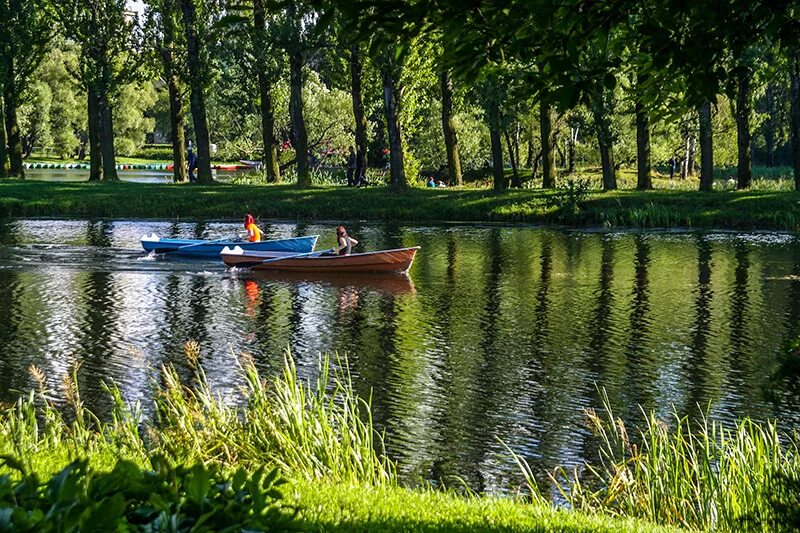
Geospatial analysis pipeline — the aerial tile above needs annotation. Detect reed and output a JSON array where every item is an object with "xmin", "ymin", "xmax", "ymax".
[
  {"xmin": 550, "ymin": 388, "xmax": 800, "ymax": 531},
  {"xmin": 0, "ymin": 344, "xmax": 395, "ymax": 486}
]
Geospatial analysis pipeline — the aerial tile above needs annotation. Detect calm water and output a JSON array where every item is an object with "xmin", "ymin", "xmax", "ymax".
[{"xmin": 1, "ymin": 219, "xmax": 800, "ymax": 492}]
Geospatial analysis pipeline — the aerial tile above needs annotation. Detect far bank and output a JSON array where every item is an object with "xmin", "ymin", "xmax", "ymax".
[{"xmin": 1, "ymin": 179, "xmax": 799, "ymax": 231}]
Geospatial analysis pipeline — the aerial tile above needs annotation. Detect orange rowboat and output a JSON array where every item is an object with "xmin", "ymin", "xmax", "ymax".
[{"xmin": 221, "ymin": 246, "xmax": 420, "ymax": 273}]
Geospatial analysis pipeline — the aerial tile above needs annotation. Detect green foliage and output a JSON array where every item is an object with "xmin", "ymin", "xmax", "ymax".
[
  {"xmin": 0, "ymin": 456, "xmax": 291, "ymax": 531},
  {"xmin": 0, "ymin": 345, "xmax": 395, "ymax": 487},
  {"xmin": 114, "ymin": 83, "xmax": 158, "ymax": 156},
  {"xmin": 551, "ymin": 388, "xmax": 800, "ymax": 531}
]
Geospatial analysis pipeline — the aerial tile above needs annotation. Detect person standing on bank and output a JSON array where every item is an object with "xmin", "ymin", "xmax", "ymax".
[
  {"xmin": 354, "ymin": 147, "xmax": 366, "ymax": 186},
  {"xmin": 187, "ymin": 148, "xmax": 198, "ymax": 183},
  {"xmin": 346, "ymin": 146, "xmax": 357, "ymax": 186}
]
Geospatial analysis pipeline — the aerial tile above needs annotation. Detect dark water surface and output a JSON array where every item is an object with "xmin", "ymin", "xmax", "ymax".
[{"xmin": 2, "ymin": 219, "xmax": 800, "ymax": 492}]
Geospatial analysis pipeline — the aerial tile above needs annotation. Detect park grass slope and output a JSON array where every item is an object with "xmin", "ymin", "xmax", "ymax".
[{"xmin": 2, "ymin": 179, "xmax": 800, "ymax": 230}]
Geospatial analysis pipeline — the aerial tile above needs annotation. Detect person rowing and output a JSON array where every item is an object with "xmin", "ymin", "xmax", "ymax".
[
  {"xmin": 328, "ymin": 225, "xmax": 358, "ymax": 256},
  {"xmin": 243, "ymin": 213, "xmax": 263, "ymax": 242}
]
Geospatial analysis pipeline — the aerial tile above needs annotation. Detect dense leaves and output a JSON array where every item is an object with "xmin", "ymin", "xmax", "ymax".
[{"xmin": 0, "ymin": 456, "xmax": 292, "ymax": 531}]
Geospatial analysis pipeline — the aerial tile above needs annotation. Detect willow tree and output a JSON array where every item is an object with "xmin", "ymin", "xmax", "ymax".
[
  {"xmin": 0, "ymin": 0, "xmax": 53, "ymax": 178},
  {"xmin": 58, "ymin": 0, "xmax": 139, "ymax": 181}
]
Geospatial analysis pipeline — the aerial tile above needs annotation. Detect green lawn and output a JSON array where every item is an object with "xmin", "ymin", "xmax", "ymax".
[
  {"xmin": 287, "ymin": 482, "xmax": 677, "ymax": 532},
  {"xmin": 2, "ymin": 178, "xmax": 799, "ymax": 230}
]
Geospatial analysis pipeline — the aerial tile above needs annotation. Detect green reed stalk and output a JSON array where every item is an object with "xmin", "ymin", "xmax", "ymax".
[{"xmin": 550, "ymin": 388, "xmax": 800, "ymax": 531}]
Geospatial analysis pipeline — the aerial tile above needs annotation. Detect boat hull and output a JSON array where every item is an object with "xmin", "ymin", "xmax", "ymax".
[
  {"xmin": 221, "ymin": 247, "xmax": 419, "ymax": 273},
  {"xmin": 141, "ymin": 235, "xmax": 318, "ymax": 257}
]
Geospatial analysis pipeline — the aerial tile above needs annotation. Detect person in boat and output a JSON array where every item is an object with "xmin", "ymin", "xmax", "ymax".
[
  {"xmin": 329, "ymin": 226, "xmax": 358, "ymax": 255},
  {"xmin": 243, "ymin": 213, "xmax": 263, "ymax": 242}
]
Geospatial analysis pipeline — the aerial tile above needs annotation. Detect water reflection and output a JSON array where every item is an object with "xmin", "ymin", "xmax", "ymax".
[{"xmin": 0, "ymin": 219, "xmax": 799, "ymax": 492}]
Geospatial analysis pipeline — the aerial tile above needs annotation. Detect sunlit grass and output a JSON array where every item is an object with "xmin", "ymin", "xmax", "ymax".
[
  {"xmin": 530, "ymin": 388, "xmax": 800, "ymax": 531},
  {"xmin": 0, "ymin": 346, "xmax": 394, "ymax": 486}
]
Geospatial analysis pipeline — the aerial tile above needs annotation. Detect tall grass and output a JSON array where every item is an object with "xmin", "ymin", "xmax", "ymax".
[
  {"xmin": 548, "ymin": 389, "xmax": 800, "ymax": 531},
  {"xmin": 0, "ymin": 344, "xmax": 395, "ymax": 486}
]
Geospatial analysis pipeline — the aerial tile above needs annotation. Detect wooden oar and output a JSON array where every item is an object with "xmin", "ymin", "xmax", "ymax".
[
  {"xmin": 158, "ymin": 236, "xmax": 234, "ymax": 254},
  {"xmin": 258, "ymin": 250, "xmax": 328, "ymax": 264}
]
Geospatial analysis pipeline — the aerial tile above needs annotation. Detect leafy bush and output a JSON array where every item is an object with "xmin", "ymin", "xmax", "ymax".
[
  {"xmin": 130, "ymin": 145, "xmax": 173, "ymax": 160},
  {"xmin": 546, "ymin": 178, "xmax": 591, "ymax": 218},
  {"xmin": 0, "ymin": 455, "xmax": 292, "ymax": 531}
]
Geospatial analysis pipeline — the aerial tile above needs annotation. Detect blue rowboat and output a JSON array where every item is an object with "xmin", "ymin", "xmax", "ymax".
[{"xmin": 141, "ymin": 233, "xmax": 318, "ymax": 258}]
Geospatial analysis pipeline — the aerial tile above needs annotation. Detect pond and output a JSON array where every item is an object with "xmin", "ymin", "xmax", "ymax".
[{"xmin": 1, "ymin": 219, "xmax": 799, "ymax": 492}]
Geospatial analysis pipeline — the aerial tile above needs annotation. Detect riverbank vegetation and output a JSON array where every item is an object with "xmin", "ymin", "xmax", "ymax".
[
  {"xmin": 0, "ymin": 345, "xmax": 678, "ymax": 532},
  {"xmin": 2, "ymin": 178, "xmax": 800, "ymax": 231},
  {"xmin": 0, "ymin": 344, "xmax": 796, "ymax": 530}
]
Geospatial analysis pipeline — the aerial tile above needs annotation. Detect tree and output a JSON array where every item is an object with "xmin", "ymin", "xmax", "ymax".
[
  {"xmin": 381, "ymin": 48, "xmax": 406, "ymax": 189},
  {"xmin": 146, "ymin": 0, "xmax": 188, "ymax": 182},
  {"xmin": 58, "ymin": 0, "xmax": 140, "ymax": 181},
  {"xmin": 253, "ymin": 0, "xmax": 281, "ymax": 182},
  {"xmin": 350, "ymin": 44, "xmax": 368, "ymax": 175},
  {"xmin": 440, "ymin": 67, "xmax": 462, "ymax": 185},
  {"xmin": 0, "ymin": 0, "xmax": 53, "ymax": 178},
  {"xmin": 0, "ymin": 98, "xmax": 7, "ymax": 178},
  {"xmin": 178, "ymin": 0, "xmax": 214, "ymax": 183},
  {"xmin": 699, "ymin": 100, "xmax": 714, "ymax": 191},
  {"xmin": 540, "ymin": 101, "xmax": 555, "ymax": 188}
]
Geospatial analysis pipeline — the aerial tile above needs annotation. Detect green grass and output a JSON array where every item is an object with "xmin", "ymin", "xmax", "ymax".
[
  {"xmin": 287, "ymin": 482, "xmax": 677, "ymax": 532},
  {"xmin": 546, "ymin": 389, "xmax": 800, "ymax": 531},
  {"xmin": 0, "ymin": 345, "xmax": 674, "ymax": 532},
  {"xmin": 2, "ymin": 178, "xmax": 800, "ymax": 230}
]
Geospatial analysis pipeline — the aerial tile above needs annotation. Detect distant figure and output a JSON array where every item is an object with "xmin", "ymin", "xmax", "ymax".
[
  {"xmin": 669, "ymin": 157, "xmax": 677, "ymax": 179},
  {"xmin": 437, "ymin": 180, "xmax": 447, "ymax": 188},
  {"xmin": 243, "ymin": 213, "xmax": 262, "ymax": 242},
  {"xmin": 427, "ymin": 177, "xmax": 436, "ymax": 188},
  {"xmin": 187, "ymin": 149, "xmax": 198, "ymax": 182},
  {"xmin": 330, "ymin": 226, "xmax": 359, "ymax": 256},
  {"xmin": 355, "ymin": 148, "xmax": 366, "ymax": 186},
  {"xmin": 346, "ymin": 146, "xmax": 357, "ymax": 186}
]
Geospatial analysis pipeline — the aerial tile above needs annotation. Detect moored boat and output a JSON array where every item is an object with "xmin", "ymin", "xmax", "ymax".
[
  {"xmin": 221, "ymin": 246, "xmax": 420, "ymax": 273},
  {"xmin": 141, "ymin": 234, "xmax": 318, "ymax": 258}
]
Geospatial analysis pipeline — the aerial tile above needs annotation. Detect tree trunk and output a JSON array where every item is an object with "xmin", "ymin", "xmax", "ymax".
[
  {"xmin": 593, "ymin": 89, "xmax": 616, "ymax": 190},
  {"xmin": 793, "ymin": 56, "xmax": 800, "ymax": 191},
  {"xmin": 504, "ymin": 129, "xmax": 520, "ymax": 187},
  {"xmin": 540, "ymin": 101, "xmax": 555, "ymax": 188},
  {"xmin": 568, "ymin": 126, "xmax": 577, "ymax": 173},
  {"xmin": 3, "ymin": 62, "xmax": 24, "ymax": 178},
  {"xmin": 350, "ymin": 45, "xmax": 368, "ymax": 172},
  {"xmin": 681, "ymin": 129, "xmax": 690, "ymax": 179},
  {"xmin": 688, "ymin": 135, "xmax": 696, "ymax": 176},
  {"xmin": 87, "ymin": 87, "xmax": 103, "ymax": 181},
  {"xmin": 167, "ymin": 71, "xmax": 187, "ymax": 183},
  {"xmin": 489, "ymin": 103, "xmax": 505, "ymax": 191},
  {"xmin": 440, "ymin": 69, "xmax": 462, "ymax": 185},
  {"xmin": 598, "ymin": 138, "xmax": 616, "ymax": 190},
  {"xmin": 0, "ymin": 96, "xmax": 8, "ymax": 178},
  {"xmin": 289, "ymin": 50, "xmax": 310, "ymax": 187},
  {"xmin": 635, "ymin": 100, "xmax": 652, "ymax": 189},
  {"xmin": 735, "ymin": 70, "xmax": 752, "ymax": 189},
  {"xmin": 179, "ymin": 0, "xmax": 213, "ymax": 184},
  {"xmin": 383, "ymin": 65, "xmax": 406, "ymax": 190},
  {"xmin": 258, "ymin": 73, "xmax": 280, "ymax": 182},
  {"xmin": 699, "ymin": 100, "xmax": 714, "ymax": 191},
  {"xmin": 525, "ymin": 125, "xmax": 534, "ymax": 169},
  {"xmin": 98, "ymin": 89, "xmax": 118, "ymax": 181},
  {"xmin": 764, "ymin": 84, "xmax": 775, "ymax": 167},
  {"xmin": 253, "ymin": 0, "xmax": 279, "ymax": 183},
  {"xmin": 162, "ymin": 7, "xmax": 187, "ymax": 183}
]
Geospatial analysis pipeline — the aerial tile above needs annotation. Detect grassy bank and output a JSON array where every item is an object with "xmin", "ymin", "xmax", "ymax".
[
  {"xmin": 2, "ymin": 343, "xmax": 797, "ymax": 531},
  {"xmin": 2, "ymin": 179, "xmax": 800, "ymax": 230},
  {"xmin": 0, "ymin": 347, "xmax": 670, "ymax": 532}
]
